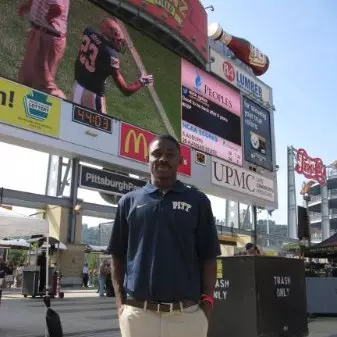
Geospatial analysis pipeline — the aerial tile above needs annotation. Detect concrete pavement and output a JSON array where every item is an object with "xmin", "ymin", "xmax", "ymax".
[{"xmin": 1, "ymin": 289, "xmax": 337, "ymax": 337}]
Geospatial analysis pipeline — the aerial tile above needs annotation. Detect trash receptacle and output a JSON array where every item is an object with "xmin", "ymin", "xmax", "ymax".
[{"xmin": 208, "ymin": 256, "xmax": 308, "ymax": 337}]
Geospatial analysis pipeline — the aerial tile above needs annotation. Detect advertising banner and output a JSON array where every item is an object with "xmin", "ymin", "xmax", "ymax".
[
  {"xmin": 181, "ymin": 59, "xmax": 242, "ymax": 166},
  {"xmin": 295, "ymin": 148, "xmax": 326, "ymax": 185},
  {"xmin": 211, "ymin": 157, "xmax": 275, "ymax": 202},
  {"xmin": 126, "ymin": 0, "xmax": 208, "ymax": 62},
  {"xmin": 243, "ymin": 97, "xmax": 273, "ymax": 171},
  {"xmin": 79, "ymin": 165, "xmax": 146, "ymax": 195},
  {"xmin": 59, "ymin": 102, "xmax": 120, "ymax": 156},
  {"xmin": 119, "ymin": 122, "xmax": 191, "ymax": 176},
  {"xmin": 0, "ymin": 78, "xmax": 61, "ymax": 137},
  {"xmin": 210, "ymin": 49, "xmax": 272, "ymax": 106}
]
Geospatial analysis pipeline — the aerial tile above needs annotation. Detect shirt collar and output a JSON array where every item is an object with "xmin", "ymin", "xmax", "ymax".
[{"xmin": 143, "ymin": 180, "xmax": 187, "ymax": 194}]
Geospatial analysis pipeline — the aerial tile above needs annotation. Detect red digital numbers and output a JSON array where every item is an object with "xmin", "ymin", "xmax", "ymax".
[{"xmin": 73, "ymin": 106, "xmax": 111, "ymax": 133}]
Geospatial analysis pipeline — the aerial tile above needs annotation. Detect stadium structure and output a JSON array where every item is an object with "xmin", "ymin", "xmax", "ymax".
[{"xmin": 308, "ymin": 166, "xmax": 337, "ymax": 242}]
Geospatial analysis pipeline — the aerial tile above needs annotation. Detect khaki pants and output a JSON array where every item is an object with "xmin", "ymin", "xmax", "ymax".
[
  {"xmin": 119, "ymin": 304, "xmax": 208, "ymax": 337},
  {"xmin": 18, "ymin": 28, "xmax": 66, "ymax": 99}
]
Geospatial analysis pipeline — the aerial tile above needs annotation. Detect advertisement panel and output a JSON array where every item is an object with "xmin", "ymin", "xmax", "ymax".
[
  {"xmin": 210, "ymin": 49, "xmax": 272, "ymax": 106},
  {"xmin": 125, "ymin": 0, "xmax": 208, "ymax": 62},
  {"xmin": 211, "ymin": 157, "xmax": 275, "ymax": 202},
  {"xmin": 0, "ymin": 77, "xmax": 61, "ymax": 137},
  {"xmin": 0, "ymin": 0, "xmax": 181, "ymax": 138},
  {"xmin": 79, "ymin": 165, "xmax": 146, "ymax": 195},
  {"xmin": 295, "ymin": 148, "xmax": 326, "ymax": 185},
  {"xmin": 120, "ymin": 122, "xmax": 191, "ymax": 176},
  {"xmin": 59, "ymin": 102, "xmax": 120, "ymax": 156},
  {"xmin": 181, "ymin": 59, "xmax": 242, "ymax": 166},
  {"xmin": 243, "ymin": 97, "xmax": 273, "ymax": 171}
]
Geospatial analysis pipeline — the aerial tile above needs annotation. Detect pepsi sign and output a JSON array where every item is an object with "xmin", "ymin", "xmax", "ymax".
[{"xmin": 210, "ymin": 49, "xmax": 272, "ymax": 107}]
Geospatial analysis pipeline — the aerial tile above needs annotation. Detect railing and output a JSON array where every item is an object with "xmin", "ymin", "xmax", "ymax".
[
  {"xmin": 329, "ymin": 189, "xmax": 337, "ymax": 198},
  {"xmin": 309, "ymin": 195, "xmax": 321, "ymax": 203},
  {"xmin": 308, "ymin": 209, "xmax": 337, "ymax": 222}
]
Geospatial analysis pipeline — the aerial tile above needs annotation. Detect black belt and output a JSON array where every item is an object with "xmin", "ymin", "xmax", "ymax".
[
  {"xmin": 125, "ymin": 298, "xmax": 198, "ymax": 313},
  {"xmin": 30, "ymin": 22, "xmax": 62, "ymax": 38}
]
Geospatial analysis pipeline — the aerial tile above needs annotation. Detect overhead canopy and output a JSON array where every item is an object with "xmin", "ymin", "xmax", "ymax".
[
  {"xmin": 305, "ymin": 233, "xmax": 337, "ymax": 258},
  {"xmin": 85, "ymin": 245, "xmax": 108, "ymax": 254},
  {"xmin": 27, "ymin": 236, "xmax": 67, "ymax": 250},
  {"xmin": 0, "ymin": 207, "xmax": 48, "ymax": 239},
  {"xmin": 0, "ymin": 238, "xmax": 30, "ymax": 249}
]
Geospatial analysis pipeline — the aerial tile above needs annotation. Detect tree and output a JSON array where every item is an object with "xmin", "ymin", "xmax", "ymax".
[{"xmin": 7, "ymin": 249, "xmax": 27, "ymax": 266}]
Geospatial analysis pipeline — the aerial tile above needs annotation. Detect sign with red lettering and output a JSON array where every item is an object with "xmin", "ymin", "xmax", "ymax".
[
  {"xmin": 295, "ymin": 148, "xmax": 326, "ymax": 185},
  {"xmin": 120, "ymin": 122, "xmax": 191, "ymax": 176},
  {"xmin": 126, "ymin": 0, "xmax": 208, "ymax": 62}
]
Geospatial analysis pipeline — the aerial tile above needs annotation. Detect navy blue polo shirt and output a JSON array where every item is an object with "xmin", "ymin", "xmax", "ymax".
[{"xmin": 107, "ymin": 180, "xmax": 221, "ymax": 302}]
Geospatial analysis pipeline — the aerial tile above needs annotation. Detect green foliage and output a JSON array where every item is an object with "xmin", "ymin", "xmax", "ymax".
[
  {"xmin": 8, "ymin": 249, "xmax": 27, "ymax": 266},
  {"xmin": 86, "ymin": 253, "xmax": 99, "ymax": 271}
]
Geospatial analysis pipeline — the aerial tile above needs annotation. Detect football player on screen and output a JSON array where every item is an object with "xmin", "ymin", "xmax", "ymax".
[{"xmin": 73, "ymin": 17, "xmax": 153, "ymax": 114}]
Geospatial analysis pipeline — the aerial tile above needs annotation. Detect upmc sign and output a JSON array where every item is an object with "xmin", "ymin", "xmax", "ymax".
[
  {"xmin": 126, "ymin": 0, "xmax": 208, "ymax": 62},
  {"xmin": 119, "ymin": 122, "xmax": 191, "ymax": 176},
  {"xmin": 210, "ymin": 49, "xmax": 272, "ymax": 106},
  {"xmin": 211, "ymin": 157, "xmax": 275, "ymax": 203}
]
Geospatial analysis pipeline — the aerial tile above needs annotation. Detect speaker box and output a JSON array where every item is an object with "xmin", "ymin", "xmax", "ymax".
[
  {"xmin": 208, "ymin": 256, "xmax": 308, "ymax": 337},
  {"xmin": 297, "ymin": 206, "xmax": 310, "ymax": 240}
]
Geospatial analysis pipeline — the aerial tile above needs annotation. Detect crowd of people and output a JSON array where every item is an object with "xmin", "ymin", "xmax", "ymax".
[
  {"xmin": 81, "ymin": 261, "xmax": 114, "ymax": 297},
  {"xmin": 0, "ymin": 256, "xmax": 24, "ymax": 290}
]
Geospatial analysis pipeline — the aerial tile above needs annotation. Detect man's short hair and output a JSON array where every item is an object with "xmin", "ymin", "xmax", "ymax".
[{"xmin": 150, "ymin": 134, "xmax": 180, "ymax": 152}]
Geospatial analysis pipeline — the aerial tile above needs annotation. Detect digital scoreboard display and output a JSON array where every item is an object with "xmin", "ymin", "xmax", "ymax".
[
  {"xmin": 181, "ymin": 59, "xmax": 242, "ymax": 166},
  {"xmin": 72, "ymin": 105, "xmax": 112, "ymax": 134}
]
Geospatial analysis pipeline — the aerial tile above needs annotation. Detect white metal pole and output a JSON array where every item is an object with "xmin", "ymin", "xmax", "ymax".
[{"xmin": 45, "ymin": 235, "xmax": 49, "ymax": 296}]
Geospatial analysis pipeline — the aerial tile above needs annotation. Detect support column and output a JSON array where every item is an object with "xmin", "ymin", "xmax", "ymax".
[
  {"xmin": 252, "ymin": 205, "xmax": 258, "ymax": 244},
  {"xmin": 321, "ymin": 183, "xmax": 330, "ymax": 240},
  {"xmin": 287, "ymin": 146, "xmax": 297, "ymax": 239},
  {"xmin": 68, "ymin": 158, "xmax": 80, "ymax": 244}
]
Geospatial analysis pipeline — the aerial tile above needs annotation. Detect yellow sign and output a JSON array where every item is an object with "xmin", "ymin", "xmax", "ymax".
[
  {"xmin": 145, "ymin": 0, "xmax": 188, "ymax": 25},
  {"xmin": 0, "ymin": 78, "xmax": 61, "ymax": 137},
  {"xmin": 216, "ymin": 259, "xmax": 223, "ymax": 279},
  {"xmin": 124, "ymin": 129, "xmax": 149, "ymax": 160}
]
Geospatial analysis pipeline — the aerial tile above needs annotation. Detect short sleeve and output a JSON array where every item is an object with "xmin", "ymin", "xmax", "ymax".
[
  {"xmin": 196, "ymin": 194, "xmax": 221, "ymax": 260},
  {"xmin": 107, "ymin": 197, "xmax": 129, "ymax": 257}
]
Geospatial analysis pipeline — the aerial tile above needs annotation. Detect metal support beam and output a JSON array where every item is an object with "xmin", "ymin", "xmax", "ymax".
[
  {"xmin": 67, "ymin": 158, "xmax": 80, "ymax": 244},
  {"xmin": 252, "ymin": 205, "xmax": 258, "ymax": 244},
  {"xmin": 45, "ymin": 155, "xmax": 71, "ymax": 197},
  {"xmin": 58, "ymin": 158, "xmax": 71, "ymax": 196},
  {"xmin": 0, "ymin": 187, "xmax": 116, "ymax": 220},
  {"xmin": 287, "ymin": 146, "xmax": 297, "ymax": 239},
  {"xmin": 321, "ymin": 183, "xmax": 330, "ymax": 240}
]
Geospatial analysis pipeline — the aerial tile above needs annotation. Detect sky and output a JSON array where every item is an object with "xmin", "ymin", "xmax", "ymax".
[{"xmin": 0, "ymin": 0, "xmax": 336, "ymax": 227}]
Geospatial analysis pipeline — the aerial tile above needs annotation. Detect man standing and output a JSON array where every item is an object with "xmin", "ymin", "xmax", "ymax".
[
  {"xmin": 82, "ymin": 263, "xmax": 89, "ymax": 288},
  {"xmin": 18, "ymin": 0, "xmax": 69, "ymax": 98},
  {"xmin": 108, "ymin": 134, "xmax": 221, "ymax": 337},
  {"xmin": 245, "ymin": 243, "xmax": 261, "ymax": 256}
]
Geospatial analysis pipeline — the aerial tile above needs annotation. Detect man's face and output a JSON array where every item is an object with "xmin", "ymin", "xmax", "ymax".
[{"xmin": 148, "ymin": 139, "xmax": 181, "ymax": 180}]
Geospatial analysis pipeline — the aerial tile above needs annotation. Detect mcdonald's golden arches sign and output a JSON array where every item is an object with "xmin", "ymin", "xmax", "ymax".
[{"xmin": 119, "ymin": 122, "xmax": 191, "ymax": 176}]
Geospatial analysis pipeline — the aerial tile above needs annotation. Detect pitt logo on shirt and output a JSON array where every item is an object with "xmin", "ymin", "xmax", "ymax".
[{"xmin": 172, "ymin": 201, "xmax": 192, "ymax": 212}]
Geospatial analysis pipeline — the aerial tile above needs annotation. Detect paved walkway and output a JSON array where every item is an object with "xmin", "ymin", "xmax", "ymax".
[
  {"xmin": 0, "ymin": 289, "xmax": 337, "ymax": 337},
  {"xmin": 0, "ymin": 289, "xmax": 120, "ymax": 337}
]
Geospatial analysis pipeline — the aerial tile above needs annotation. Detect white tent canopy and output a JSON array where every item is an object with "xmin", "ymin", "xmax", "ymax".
[
  {"xmin": 0, "ymin": 207, "xmax": 48, "ymax": 239},
  {"xmin": 0, "ymin": 239, "xmax": 30, "ymax": 248}
]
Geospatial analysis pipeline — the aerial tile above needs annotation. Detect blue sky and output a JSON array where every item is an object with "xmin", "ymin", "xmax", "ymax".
[
  {"xmin": 0, "ymin": 1, "xmax": 336, "ymax": 227},
  {"xmin": 202, "ymin": 0, "xmax": 337, "ymax": 224}
]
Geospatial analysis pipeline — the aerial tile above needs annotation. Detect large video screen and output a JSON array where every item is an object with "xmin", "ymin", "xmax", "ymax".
[
  {"xmin": 0, "ymin": 0, "xmax": 181, "ymax": 137},
  {"xmin": 181, "ymin": 59, "xmax": 242, "ymax": 166},
  {"xmin": 0, "ymin": 1, "xmax": 244, "ymax": 167}
]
